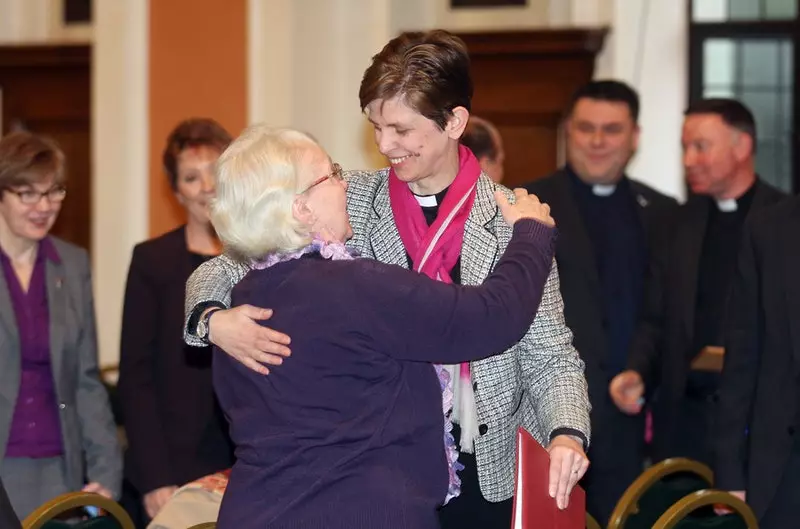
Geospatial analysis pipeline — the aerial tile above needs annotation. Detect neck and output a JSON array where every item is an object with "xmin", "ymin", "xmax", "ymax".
[
  {"xmin": 714, "ymin": 167, "xmax": 757, "ymax": 201},
  {"xmin": 0, "ymin": 222, "xmax": 37, "ymax": 264},
  {"xmin": 407, "ymin": 145, "xmax": 460, "ymax": 195},
  {"xmin": 185, "ymin": 220, "xmax": 222, "ymax": 255}
]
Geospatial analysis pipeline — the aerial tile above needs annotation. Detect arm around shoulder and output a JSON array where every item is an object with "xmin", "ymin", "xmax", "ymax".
[{"xmin": 184, "ymin": 254, "xmax": 248, "ymax": 346}]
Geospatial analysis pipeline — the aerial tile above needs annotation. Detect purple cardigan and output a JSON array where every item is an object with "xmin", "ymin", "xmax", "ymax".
[{"xmin": 213, "ymin": 219, "xmax": 555, "ymax": 529}]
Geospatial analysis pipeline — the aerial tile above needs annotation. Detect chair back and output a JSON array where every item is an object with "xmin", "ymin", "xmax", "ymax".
[
  {"xmin": 652, "ymin": 490, "xmax": 758, "ymax": 529},
  {"xmin": 22, "ymin": 492, "xmax": 134, "ymax": 529},
  {"xmin": 608, "ymin": 458, "xmax": 714, "ymax": 529}
]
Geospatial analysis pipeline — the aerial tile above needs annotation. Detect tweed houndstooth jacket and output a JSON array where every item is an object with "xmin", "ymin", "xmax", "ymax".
[{"xmin": 183, "ymin": 169, "xmax": 591, "ymax": 502}]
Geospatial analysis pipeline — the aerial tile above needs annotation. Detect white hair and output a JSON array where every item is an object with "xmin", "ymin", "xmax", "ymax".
[{"xmin": 211, "ymin": 124, "xmax": 321, "ymax": 260}]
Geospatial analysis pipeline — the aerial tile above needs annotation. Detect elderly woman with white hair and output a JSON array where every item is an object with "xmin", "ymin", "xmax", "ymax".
[{"xmin": 209, "ymin": 125, "xmax": 557, "ymax": 529}]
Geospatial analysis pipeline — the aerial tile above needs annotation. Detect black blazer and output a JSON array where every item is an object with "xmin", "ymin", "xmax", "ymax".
[
  {"xmin": 118, "ymin": 226, "xmax": 234, "ymax": 495},
  {"xmin": 525, "ymin": 170, "xmax": 677, "ymax": 450},
  {"xmin": 628, "ymin": 179, "xmax": 786, "ymax": 461},
  {"xmin": 715, "ymin": 196, "xmax": 800, "ymax": 520}
]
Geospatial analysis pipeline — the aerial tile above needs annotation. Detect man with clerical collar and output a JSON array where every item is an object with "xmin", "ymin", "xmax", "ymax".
[
  {"xmin": 525, "ymin": 80, "xmax": 678, "ymax": 525},
  {"xmin": 610, "ymin": 98, "xmax": 787, "ymax": 469}
]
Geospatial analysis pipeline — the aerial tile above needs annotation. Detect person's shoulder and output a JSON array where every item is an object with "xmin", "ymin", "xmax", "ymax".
[
  {"xmin": 131, "ymin": 225, "xmax": 186, "ymax": 263},
  {"xmin": 522, "ymin": 169, "xmax": 565, "ymax": 195},
  {"xmin": 47, "ymin": 236, "xmax": 88, "ymax": 268},
  {"xmin": 628, "ymin": 179, "xmax": 678, "ymax": 208},
  {"xmin": 748, "ymin": 194, "xmax": 800, "ymax": 233},
  {"xmin": 345, "ymin": 168, "xmax": 389, "ymax": 196}
]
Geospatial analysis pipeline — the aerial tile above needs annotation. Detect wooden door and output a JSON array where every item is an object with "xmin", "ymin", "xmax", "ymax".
[
  {"xmin": 0, "ymin": 45, "xmax": 92, "ymax": 252},
  {"xmin": 457, "ymin": 29, "xmax": 608, "ymax": 188}
]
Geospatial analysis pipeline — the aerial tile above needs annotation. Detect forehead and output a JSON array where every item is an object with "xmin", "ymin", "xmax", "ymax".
[
  {"xmin": 571, "ymin": 98, "xmax": 633, "ymax": 123},
  {"xmin": 682, "ymin": 113, "xmax": 728, "ymax": 139},
  {"xmin": 365, "ymin": 96, "xmax": 425, "ymax": 125},
  {"xmin": 176, "ymin": 145, "xmax": 221, "ymax": 167}
]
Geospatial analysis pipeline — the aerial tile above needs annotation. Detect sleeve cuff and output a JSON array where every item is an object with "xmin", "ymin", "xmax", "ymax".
[
  {"xmin": 186, "ymin": 300, "xmax": 227, "ymax": 337},
  {"xmin": 549, "ymin": 427, "xmax": 589, "ymax": 451}
]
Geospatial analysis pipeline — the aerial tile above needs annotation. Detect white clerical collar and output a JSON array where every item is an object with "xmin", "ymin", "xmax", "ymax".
[
  {"xmin": 592, "ymin": 184, "xmax": 617, "ymax": 197},
  {"xmin": 414, "ymin": 193, "xmax": 438, "ymax": 207},
  {"xmin": 715, "ymin": 198, "xmax": 738, "ymax": 212}
]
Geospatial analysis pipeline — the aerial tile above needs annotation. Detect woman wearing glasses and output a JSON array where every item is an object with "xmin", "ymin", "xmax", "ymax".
[
  {"xmin": 0, "ymin": 131, "xmax": 121, "ymax": 518},
  {"xmin": 210, "ymin": 125, "xmax": 557, "ymax": 529},
  {"xmin": 117, "ymin": 118, "xmax": 235, "ymax": 524}
]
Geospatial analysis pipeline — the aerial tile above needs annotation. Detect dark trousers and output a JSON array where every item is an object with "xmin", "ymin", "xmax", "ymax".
[
  {"xmin": 759, "ymin": 446, "xmax": 800, "ymax": 529},
  {"xmin": 582, "ymin": 398, "xmax": 646, "ymax": 526},
  {"xmin": 438, "ymin": 425, "xmax": 512, "ymax": 529},
  {"xmin": 671, "ymin": 392, "xmax": 716, "ymax": 468}
]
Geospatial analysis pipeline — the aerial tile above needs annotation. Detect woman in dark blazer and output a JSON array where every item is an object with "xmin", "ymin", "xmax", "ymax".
[
  {"xmin": 0, "ymin": 131, "xmax": 121, "ymax": 519},
  {"xmin": 118, "ymin": 119, "xmax": 235, "ymax": 522}
]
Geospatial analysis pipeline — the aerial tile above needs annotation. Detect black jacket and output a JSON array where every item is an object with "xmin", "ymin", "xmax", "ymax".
[
  {"xmin": 715, "ymin": 196, "xmax": 800, "ymax": 519},
  {"xmin": 118, "ymin": 226, "xmax": 234, "ymax": 494},
  {"xmin": 628, "ymin": 179, "xmax": 786, "ymax": 461}
]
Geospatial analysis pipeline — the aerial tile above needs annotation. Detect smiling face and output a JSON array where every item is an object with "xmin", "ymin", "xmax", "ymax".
[
  {"xmin": 0, "ymin": 177, "xmax": 63, "ymax": 244},
  {"xmin": 565, "ymin": 98, "xmax": 640, "ymax": 185},
  {"xmin": 174, "ymin": 145, "xmax": 220, "ymax": 227},
  {"xmin": 365, "ymin": 96, "xmax": 467, "ymax": 194}
]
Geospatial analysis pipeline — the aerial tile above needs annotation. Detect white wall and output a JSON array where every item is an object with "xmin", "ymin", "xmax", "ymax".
[
  {"xmin": 92, "ymin": 0, "xmax": 149, "ymax": 366},
  {"xmin": 594, "ymin": 0, "xmax": 688, "ymax": 200},
  {"xmin": 249, "ymin": 0, "xmax": 687, "ymax": 199},
  {"xmin": 0, "ymin": 0, "xmax": 92, "ymax": 43}
]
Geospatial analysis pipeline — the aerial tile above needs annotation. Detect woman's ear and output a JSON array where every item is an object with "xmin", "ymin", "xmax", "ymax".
[
  {"xmin": 446, "ymin": 106, "xmax": 470, "ymax": 140},
  {"xmin": 292, "ymin": 196, "xmax": 314, "ymax": 225}
]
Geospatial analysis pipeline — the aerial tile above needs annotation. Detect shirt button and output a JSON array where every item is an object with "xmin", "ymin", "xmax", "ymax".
[
  {"xmin": 27, "ymin": 422, "xmax": 36, "ymax": 429},
  {"xmin": 59, "ymin": 403, "xmax": 66, "ymax": 410},
  {"xmin": 25, "ymin": 397, "xmax": 34, "ymax": 405},
  {"xmin": 479, "ymin": 424, "xmax": 489, "ymax": 436},
  {"xmin": 472, "ymin": 381, "xmax": 478, "ymax": 392}
]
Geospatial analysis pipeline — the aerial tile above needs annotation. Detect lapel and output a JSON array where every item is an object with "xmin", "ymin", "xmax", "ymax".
[
  {"xmin": 0, "ymin": 267, "xmax": 20, "ymax": 386},
  {"xmin": 0, "ymin": 266, "xmax": 19, "ymax": 348},
  {"xmin": 783, "ymin": 202, "xmax": 800, "ymax": 368},
  {"xmin": 630, "ymin": 183, "xmax": 656, "ymax": 240},
  {"xmin": 678, "ymin": 197, "xmax": 709, "ymax": 342},
  {"xmin": 461, "ymin": 177, "xmax": 500, "ymax": 286},
  {"xmin": 367, "ymin": 177, "xmax": 409, "ymax": 268},
  {"xmin": 549, "ymin": 172, "xmax": 601, "ymax": 304},
  {"xmin": 46, "ymin": 257, "xmax": 67, "ymax": 398}
]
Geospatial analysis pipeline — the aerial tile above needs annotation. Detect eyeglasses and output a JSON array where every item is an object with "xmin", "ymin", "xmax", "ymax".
[
  {"xmin": 4, "ymin": 186, "xmax": 67, "ymax": 205},
  {"xmin": 297, "ymin": 163, "xmax": 343, "ymax": 195}
]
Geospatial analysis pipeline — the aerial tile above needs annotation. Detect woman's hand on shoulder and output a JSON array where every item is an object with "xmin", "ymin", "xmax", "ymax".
[{"xmin": 495, "ymin": 188, "xmax": 555, "ymax": 228}]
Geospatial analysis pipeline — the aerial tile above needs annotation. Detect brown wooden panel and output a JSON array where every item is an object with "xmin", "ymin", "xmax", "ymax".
[
  {"xmin": 457, "ymin": 29, "xmax": 607, "ymax": 185},
  {"xmin": 0, "ymin": 45, "xmax": 91, "ymax": 252}
]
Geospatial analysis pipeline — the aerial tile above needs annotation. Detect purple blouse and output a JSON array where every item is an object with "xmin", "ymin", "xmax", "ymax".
[{"xmin": 1, "ymin": 238, "xmax": 64, "ymax": 458}]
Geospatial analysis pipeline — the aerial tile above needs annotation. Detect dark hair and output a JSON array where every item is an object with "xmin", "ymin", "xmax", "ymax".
[
  {"xmin": 461, "ymin": 117, "xmax": 498, "ymax": 160},
  {"xmin": 684, "ymin": 98, "xmax": 757, "ymax": 150},
  {"xmin": 0, "ymin": 131, "xmax": 66, "ymax": 190},
  {"xmin": 565, "ymin": 80, "xmax": 640, "ymax": 122},
  {"xmin": 163, "ymin": 118, "xmax": 233, "ymax": 190},
  {"xmin": 358, "ymin": 30, "xmax": 473, "ymax": 130}
]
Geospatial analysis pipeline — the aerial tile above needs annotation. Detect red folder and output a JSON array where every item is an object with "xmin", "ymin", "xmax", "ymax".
[{"xmin": 511, "ymin": 427, "xmax": 586, "ymax": 529}]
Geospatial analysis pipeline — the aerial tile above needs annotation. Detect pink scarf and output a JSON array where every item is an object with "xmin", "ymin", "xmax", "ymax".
[
  {"xmin": 390, "ymin": 144, "xmax": 482, "ymax": 455},
  {"xmin": 390, "ymin": 144, "xmax": 480, "ymax": 283}
]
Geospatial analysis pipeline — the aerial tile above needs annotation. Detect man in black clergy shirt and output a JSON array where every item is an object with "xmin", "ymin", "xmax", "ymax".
[
  {"xmin": 610, "ymin": 99, "xmax": 786, "ymax": 468},
  {"xmin": 525, "ymin": 80, "xmax": 677, "ymax": 525}
]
